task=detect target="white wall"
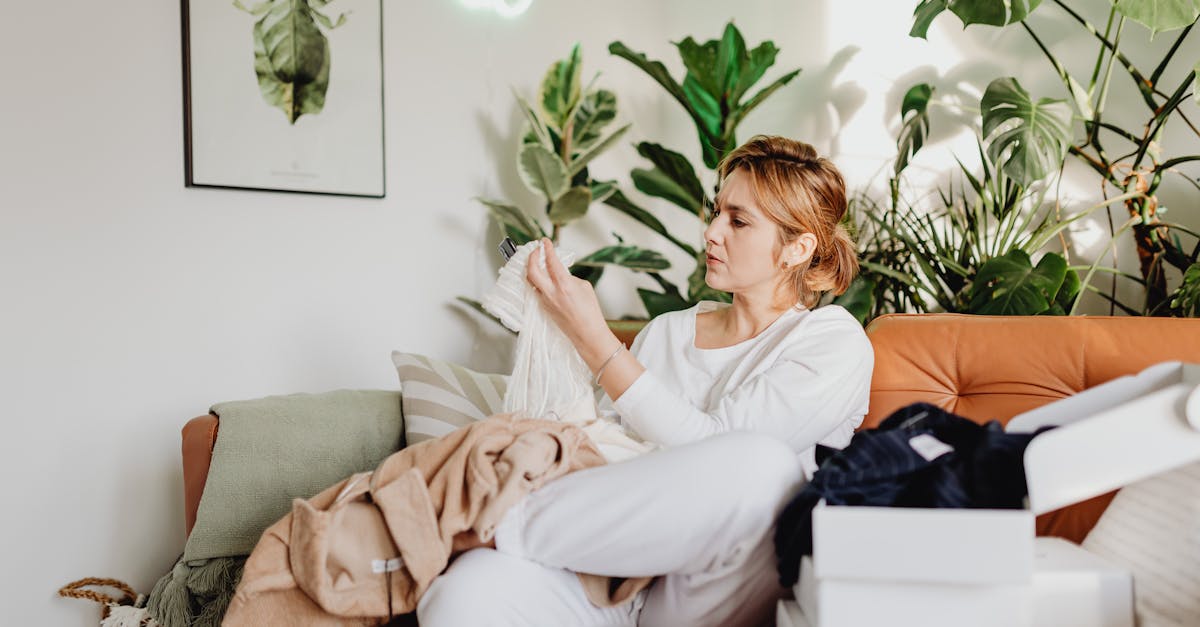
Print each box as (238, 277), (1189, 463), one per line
(2, 1), (1196, 624)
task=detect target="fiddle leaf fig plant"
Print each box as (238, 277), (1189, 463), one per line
(606, 22), (803, 317)
(610, 22), (801, 170)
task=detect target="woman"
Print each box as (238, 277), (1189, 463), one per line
(419, 135), (874, 626)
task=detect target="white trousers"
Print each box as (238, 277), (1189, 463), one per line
(417, 432), (805, 627)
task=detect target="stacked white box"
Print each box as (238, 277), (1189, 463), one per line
(791, 362), (1200, 627)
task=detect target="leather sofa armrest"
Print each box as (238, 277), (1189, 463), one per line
(182, 414), (219, 538)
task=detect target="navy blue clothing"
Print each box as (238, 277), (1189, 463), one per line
(773, 403), (1050, 587)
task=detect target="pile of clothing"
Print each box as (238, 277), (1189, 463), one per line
(774, 403), (1052, 586)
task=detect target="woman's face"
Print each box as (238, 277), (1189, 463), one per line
(702, 168), (790, 297)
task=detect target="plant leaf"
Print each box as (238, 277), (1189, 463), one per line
(1168, 262), (1200, 316)
(638, 288), (693, 318)
(576, 245), (671, 272)
(476, 198), (546, 243)
(455, 296), (516, 335)
(589, 180), (617, 204)
(733, 40), (780, 105)
(518, 143), (569, 200)
(1066, 74), (1095, 119)
(949, 0), (1043, 27)
(910, 0), (949, 38)
(716, 22), (748, 103)
(968, 250), (1067, 315)
(571, 88), (617, 153)
(539, 44), (583, 128)
(981, 77), (1072, 186)
(832, 276), (876, 324)
(567, 123), (630, 177)
(513, 90), (554, 151)
(1114, 0), (1200, 35)
(1194, 62), (1200, 106)
(631, 142), (708, 215)
(548, 185), (592, 226)
(252, 3), (331, 124)
(729, 69), (802, 133)
(609, 41), (708, 134)
(1047, 267), (1081, 315)
(896, 83), (935, 176)
(602, 189), (699, 257)
(683, 75), (723, 138)
(676, 36), (722, 102)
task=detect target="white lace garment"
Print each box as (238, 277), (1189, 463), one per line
(481, 240), (656, 462)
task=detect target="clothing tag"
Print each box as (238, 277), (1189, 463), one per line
(908, 433), (954, 461)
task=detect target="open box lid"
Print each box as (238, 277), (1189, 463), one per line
(1007, 361), (1200, 515)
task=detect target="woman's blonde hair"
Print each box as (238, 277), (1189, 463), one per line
(716, 135), (858, 308)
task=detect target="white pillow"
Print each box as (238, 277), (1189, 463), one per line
(391, 352), (508, 446)
(1081, 461), (1200, 626)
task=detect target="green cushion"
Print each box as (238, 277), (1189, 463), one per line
(184, 389), (403, 561)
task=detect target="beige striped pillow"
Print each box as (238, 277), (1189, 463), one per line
(391, 352), (509, 446)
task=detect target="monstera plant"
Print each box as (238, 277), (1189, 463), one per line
(604, 22), (805, 317)
(909, 0), (1200, 317)
(235, 0), (346, 124)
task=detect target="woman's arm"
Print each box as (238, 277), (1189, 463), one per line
(524, 238), (645, 402)
(614, 325), (873, 450)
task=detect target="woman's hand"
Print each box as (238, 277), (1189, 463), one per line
(525, 238), (620, 365)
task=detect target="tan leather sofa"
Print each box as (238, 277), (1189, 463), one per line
(180, 313), (1200, 545)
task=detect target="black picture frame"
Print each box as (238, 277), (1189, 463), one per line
(181, 0), (386, 197)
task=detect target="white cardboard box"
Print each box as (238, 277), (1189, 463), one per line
(797, 537), (1133, 627)
(811, 361), (1200, 586)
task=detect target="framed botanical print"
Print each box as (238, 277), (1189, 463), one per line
(181, 0), (385, 197)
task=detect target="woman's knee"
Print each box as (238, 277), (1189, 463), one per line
(418, 550), (520, 625)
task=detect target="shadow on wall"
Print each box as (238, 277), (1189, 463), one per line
(786, 45), (868, 158)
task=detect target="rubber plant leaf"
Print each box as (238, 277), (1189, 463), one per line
(548, 185), (593, 227)
(567, 123), (630, 177)
(896, 83), (935, 176)
(1114, 0), (1200, 35)
(476, 198), (546, 244)
(981, 77), (1071, 187)
(539, 44), (583, 128)
(518, 142), (569, 201)
(575, 245), (672, 272)
(968, 249), (1067, 315)
(570, 89), (617, 153)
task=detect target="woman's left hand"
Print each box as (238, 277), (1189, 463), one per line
(525, 238), (614, 355)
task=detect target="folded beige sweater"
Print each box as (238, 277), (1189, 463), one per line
(224, 413), (651, 625)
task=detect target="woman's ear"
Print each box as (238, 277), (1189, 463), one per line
(784, 233), (818, 268)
